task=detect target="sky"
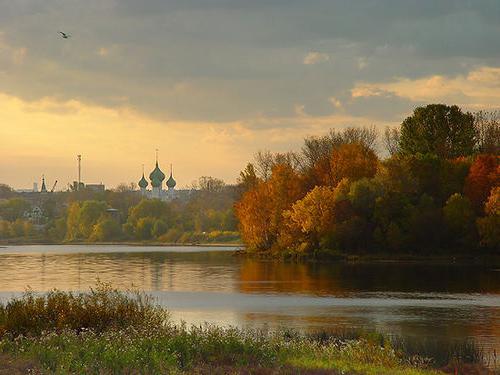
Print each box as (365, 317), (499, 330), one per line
(1, 0), (499, 190)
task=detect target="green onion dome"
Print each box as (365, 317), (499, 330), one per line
(149, 162), (165, 188)
(138, 173), (148, 189)
(166, 173), (176, 189)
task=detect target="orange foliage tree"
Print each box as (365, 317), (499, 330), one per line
(464, 154), (500, 212)
(477, 186), (500, 249)
(330, 143), (378, 186)
(235, 164), (304, 251)
(282, 186), (338, 251)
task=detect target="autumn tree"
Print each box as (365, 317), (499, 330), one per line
(235, 164), (304, 251)
(283, 186), (338, 251)
(301, 126), (378, 187)
(399, 104), (476, 158)
(477, 187), (500, 250)
(253, 151), (301, 181)
(330, 143), (378, 186)
(464, 154), (499, 212)
(235, 182), (273, 250)
(237, 163), (260, 194)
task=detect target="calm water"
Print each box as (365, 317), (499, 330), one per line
(0, 244), (499, 356)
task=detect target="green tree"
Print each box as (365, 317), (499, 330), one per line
(348, 178), (383, 217)
(0, 184), (16, 199)
(443, 194), (476, 249)
(399, 104), (476, 158)
(90, 217), (122, 241)
(128, 199), (170, 225)
(47, 217), (67, 241)
(0, 220), (11, 239)
(78, 201), (108, 239)
(405, 195), (443, 253)
(135, 217), (155, 240)
(9, 219), (25, 237)
(386, 222), (404, 252)
(65, 202), (82, 241)
(152, 219), (168, 238)
(0, 198), (30, 221)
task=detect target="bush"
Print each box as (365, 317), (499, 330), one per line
(0, 283), (167, 337)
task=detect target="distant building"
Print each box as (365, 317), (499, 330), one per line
(85, 183), (105, 193)
(138, 153), (177, 201)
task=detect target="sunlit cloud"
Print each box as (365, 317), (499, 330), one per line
(0, 92), (395, 189)
(351, 66), (500, 110)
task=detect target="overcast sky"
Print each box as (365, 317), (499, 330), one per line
(1, 0), (499, 189)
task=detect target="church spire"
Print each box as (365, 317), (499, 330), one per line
(138, 164), (148, 189)
(166, 164), (176, 189)
(149, 150), (165, 188)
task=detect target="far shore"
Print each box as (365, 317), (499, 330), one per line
(1, 240), (498, 266)
(0, 240), (243, 248)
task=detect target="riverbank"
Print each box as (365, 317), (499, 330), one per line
(0, 286), (493, 374)
(0, 239), (243, 248)
(235, 248), (500, 266)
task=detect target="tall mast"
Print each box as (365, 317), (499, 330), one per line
(77, 155), (82, 190)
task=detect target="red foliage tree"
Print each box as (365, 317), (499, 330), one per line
(464, 154), (500, 212)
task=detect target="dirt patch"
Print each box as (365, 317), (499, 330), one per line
(441, 363), (497, 375)
(0, 354), (39, 374)
(190, 364), (347, 374)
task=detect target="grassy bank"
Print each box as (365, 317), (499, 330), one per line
(0, 286), (493, 374)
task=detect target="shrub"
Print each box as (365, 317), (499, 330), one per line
(0, 283), (167, 337)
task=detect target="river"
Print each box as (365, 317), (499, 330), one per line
(0, 244), (498, 358)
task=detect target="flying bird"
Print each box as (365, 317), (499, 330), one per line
(58, 31), (71, 39)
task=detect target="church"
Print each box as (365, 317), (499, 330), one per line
(138, 153), (177, 201)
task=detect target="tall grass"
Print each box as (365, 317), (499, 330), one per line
(0, 283), (167, 337)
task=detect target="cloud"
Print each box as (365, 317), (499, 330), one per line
(303, 52), (330, 65)
(351, 66), (500, 110)
(0, 91), (396, 188)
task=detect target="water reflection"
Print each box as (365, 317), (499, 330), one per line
(0, 245), (498, 356)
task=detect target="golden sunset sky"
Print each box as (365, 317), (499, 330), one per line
(1, 1), (499, 189)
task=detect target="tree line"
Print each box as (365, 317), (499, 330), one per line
(0, 177), (239, 244)
(235, 104), (499, 255)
